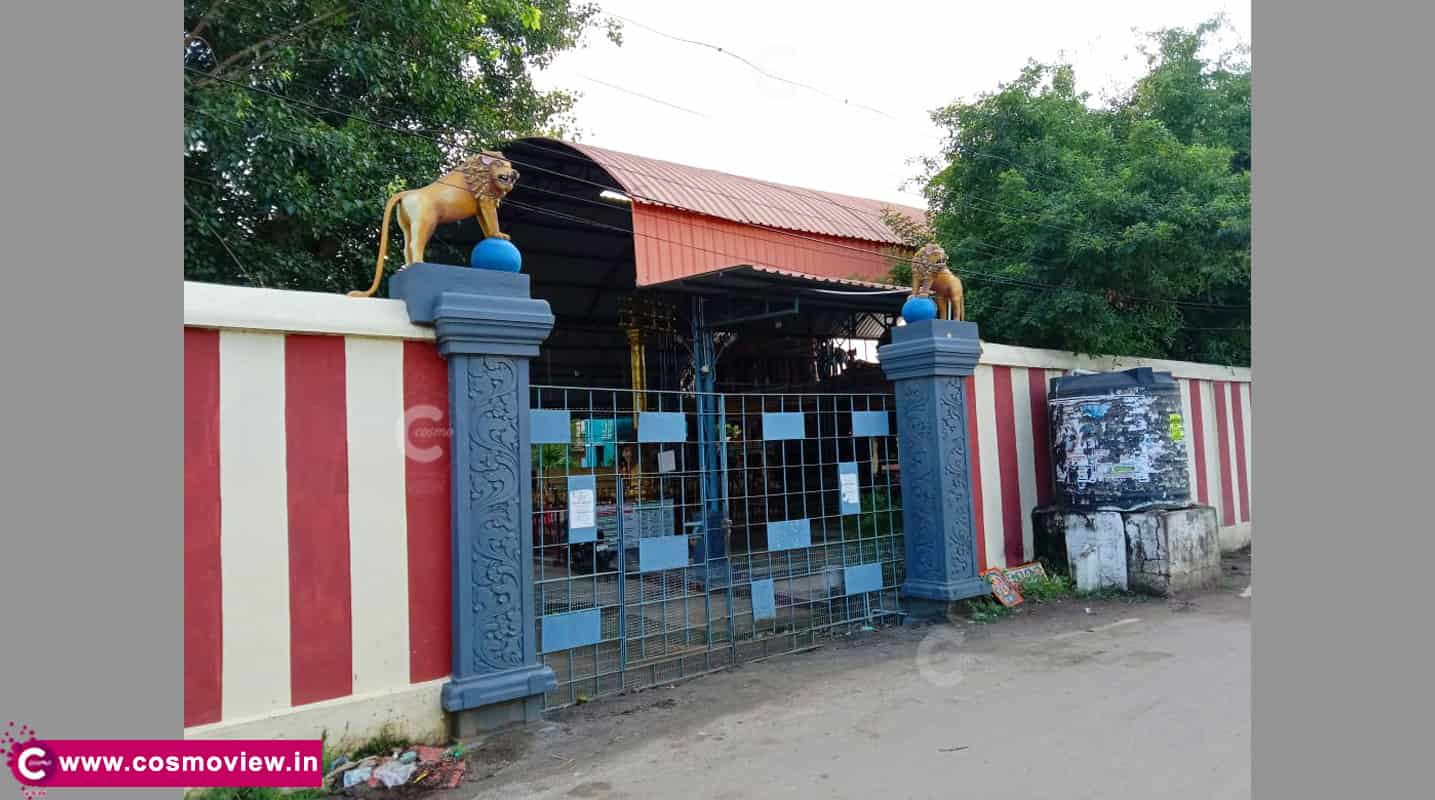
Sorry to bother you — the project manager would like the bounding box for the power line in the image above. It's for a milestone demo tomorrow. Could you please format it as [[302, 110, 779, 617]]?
[[605, 12, 902, 121], [184, 194, 261, 287], [185, 63, 1239, 299], [493, 142, 1244, 313], [184, 76, 1249, 312], [187, 4, 1246, 277], [186, 0, 928, 208], [512, 181, 1246, 312], [189, 84, 1180, 293], [501, 197, 1245, 326], [184, 116, 1220, 318], [185, 136, 1239, 332], [186, 98, 1247, 315], [575, 74, 710, 118], [186, 68, 933, 255]]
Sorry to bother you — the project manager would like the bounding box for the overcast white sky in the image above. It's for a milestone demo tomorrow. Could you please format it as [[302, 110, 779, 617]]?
[[533, 0, 1250, 208]]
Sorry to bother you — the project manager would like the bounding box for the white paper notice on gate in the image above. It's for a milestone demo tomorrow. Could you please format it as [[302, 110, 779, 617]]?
[[840, 472, 860, 506], [570, 488, 596, 530], [657, 449, 677, 474]]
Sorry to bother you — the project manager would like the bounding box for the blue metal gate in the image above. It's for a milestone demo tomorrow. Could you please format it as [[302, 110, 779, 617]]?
[[529, 386, 903, 708]]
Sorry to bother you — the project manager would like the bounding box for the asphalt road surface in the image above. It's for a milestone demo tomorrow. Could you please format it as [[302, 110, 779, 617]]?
[[457, 557, 1251, 800]]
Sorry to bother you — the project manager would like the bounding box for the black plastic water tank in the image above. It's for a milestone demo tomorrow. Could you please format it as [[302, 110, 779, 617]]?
[[1047, 367, 1190, 510]]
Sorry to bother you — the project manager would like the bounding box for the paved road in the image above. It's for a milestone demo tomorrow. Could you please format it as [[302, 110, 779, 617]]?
[[463, 571, 1251, 800]]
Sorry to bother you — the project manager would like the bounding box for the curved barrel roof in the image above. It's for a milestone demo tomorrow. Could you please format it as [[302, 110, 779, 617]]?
[[523, 138, 926, 245]]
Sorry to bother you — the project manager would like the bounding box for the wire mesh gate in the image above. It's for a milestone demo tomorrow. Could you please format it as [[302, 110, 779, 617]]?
[[529, 386, 904, 709]]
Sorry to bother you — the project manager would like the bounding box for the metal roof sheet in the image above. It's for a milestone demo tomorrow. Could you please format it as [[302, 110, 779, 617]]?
[[644, 264, 906, 339], [538, 139, 927, 245]]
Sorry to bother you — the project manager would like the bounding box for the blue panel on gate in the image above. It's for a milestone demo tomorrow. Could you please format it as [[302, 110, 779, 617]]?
[[638, 412, 687, 442], [530, 409, 572, 444], [751, 579, 777, 620], [851, 411, 890, 437], [844, 563, 883, 595], [541, 608, 602, 654], [767, 518, 812, 552], [761, 412, 805, 440], [837, 461, 861, 516], [639, 535, 690, 572], [567, 475, 596, 543]]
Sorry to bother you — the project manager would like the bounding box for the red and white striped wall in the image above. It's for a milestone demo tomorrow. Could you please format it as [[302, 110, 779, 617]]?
[[964, 347, 1253, 572], [184, 283, 454, 744], [183, 281, 1252, 741]]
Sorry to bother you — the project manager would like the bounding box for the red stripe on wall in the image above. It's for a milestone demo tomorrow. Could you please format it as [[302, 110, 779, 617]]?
[[1187, 380, 1209, 505], [184, 329, 223, 727], [1027, 368, 1053, 507], [1213, 380, 1236, 527], [1231, 383, 1250, 523], [284, 335, 354, 705], [991, 367, 1024, 566], [404, 341, 453, 683], [964, 375, 987, 574]]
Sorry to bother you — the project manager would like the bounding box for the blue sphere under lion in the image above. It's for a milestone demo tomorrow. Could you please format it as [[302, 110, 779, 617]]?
[[901, 296, 938, 323], [470, 237, 522, 272]]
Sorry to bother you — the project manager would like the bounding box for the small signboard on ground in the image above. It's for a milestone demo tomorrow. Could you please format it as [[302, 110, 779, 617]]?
[[981, 569, 1024, 607]]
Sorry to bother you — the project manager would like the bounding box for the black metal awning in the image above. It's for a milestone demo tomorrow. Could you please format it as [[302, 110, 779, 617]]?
[[644, 264, 907, 340]]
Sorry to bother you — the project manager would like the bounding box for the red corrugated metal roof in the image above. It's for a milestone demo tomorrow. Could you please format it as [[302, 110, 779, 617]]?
[[628, 203, 897, 286], [549, 139, 927, 245]]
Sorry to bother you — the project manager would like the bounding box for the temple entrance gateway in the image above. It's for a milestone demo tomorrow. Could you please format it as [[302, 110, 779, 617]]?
[[529, 385, 903, 709]]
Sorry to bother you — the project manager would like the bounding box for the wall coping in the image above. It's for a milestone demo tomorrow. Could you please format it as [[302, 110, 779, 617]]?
[[183, 281, 1251, 382], [184, 280, 435, 340], [977, 341, 1251, 382]]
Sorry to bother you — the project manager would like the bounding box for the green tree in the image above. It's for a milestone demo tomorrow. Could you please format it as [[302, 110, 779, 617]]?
[[184, 0, 619, 292], [876, 206, 932, 289], [915, 18, 1250, 365]]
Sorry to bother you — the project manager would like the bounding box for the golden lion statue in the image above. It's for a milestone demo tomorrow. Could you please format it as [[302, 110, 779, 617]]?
[[349, 151, 520, 297], [911, 243, 964, 321]]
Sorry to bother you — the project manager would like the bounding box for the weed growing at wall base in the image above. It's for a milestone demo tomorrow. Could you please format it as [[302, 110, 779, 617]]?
[[346, 727, 413, 762], [1017, 573, 1075, 603], [966, 597, 1015, 624]]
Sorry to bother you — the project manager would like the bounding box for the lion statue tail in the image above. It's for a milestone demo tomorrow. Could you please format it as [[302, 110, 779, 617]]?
[[349, 191, 407, 298]]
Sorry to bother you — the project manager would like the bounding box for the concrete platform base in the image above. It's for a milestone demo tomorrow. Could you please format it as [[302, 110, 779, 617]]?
[[450, 695, 545, 739], [1034, 505, 1221, 596]]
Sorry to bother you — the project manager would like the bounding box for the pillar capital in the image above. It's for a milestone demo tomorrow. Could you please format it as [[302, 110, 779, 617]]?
[[390, 263, 554, 357], [877, 319, 982, 381]]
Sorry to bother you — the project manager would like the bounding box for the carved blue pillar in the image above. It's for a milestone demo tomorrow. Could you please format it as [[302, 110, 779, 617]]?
[[389, 263, 556, 734], [878, 319, 988, 613]]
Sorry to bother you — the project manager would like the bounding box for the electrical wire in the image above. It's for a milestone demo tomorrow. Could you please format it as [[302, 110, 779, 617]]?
[[185, 70, 1246, 312], [603, 12, 902, 121], [184, 80, 1249, 313], [186, 4, 1247, 275], [185, 101, 1247, 319], [574, 74, 710, 117]]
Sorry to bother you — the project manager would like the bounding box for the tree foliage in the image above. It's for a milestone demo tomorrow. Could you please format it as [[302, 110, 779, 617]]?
[[876, 206, 933, 289], [916, 18, 1250, 365], [184, 0, 617, 292]]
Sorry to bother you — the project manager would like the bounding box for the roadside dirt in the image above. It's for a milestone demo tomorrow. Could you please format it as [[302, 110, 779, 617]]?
[[344, 549, 1250, 800]]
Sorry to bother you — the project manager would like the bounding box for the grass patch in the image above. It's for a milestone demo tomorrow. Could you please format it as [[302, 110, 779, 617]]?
[[1015, 572, 1074, 603], [347, 725, 413, 761], [965, 597, 1015, 624]]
